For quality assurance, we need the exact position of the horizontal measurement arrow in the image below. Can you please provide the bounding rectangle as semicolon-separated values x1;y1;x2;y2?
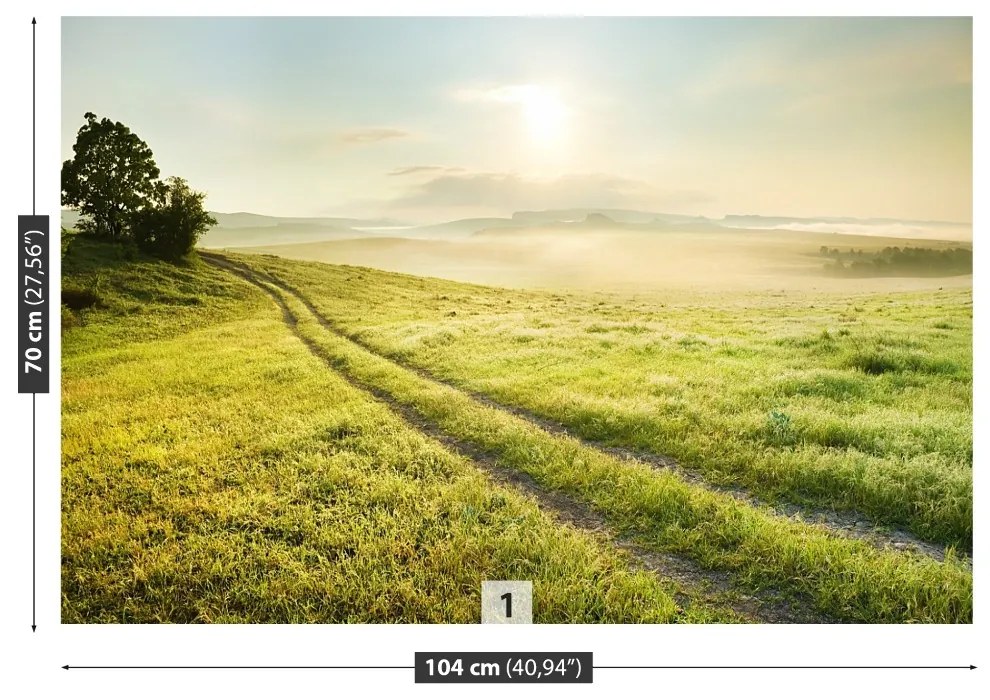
63;665;413;670
595;665;976;670
63;664;974;671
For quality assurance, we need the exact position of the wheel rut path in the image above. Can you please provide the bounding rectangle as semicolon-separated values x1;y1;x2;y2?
203;253;834;624
201;251;952;563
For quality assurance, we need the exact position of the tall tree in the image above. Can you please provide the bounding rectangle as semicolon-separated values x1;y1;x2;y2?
61;112;161;241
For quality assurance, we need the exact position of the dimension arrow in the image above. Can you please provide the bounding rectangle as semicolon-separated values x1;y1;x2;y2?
32;393;36;632
30;17;38;634
62;664;974;671
32;17;36;214
594;666;976;670
63;666;414;671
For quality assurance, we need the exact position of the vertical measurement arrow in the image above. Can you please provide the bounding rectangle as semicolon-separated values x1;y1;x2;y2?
32;15;37;634
32;17;36;215
31;16;37;634
25;16;42;634
32;392;36;632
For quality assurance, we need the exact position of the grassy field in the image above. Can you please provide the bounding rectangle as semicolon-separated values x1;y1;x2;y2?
239;252;973;550
63;236;741;623
62;234;973;623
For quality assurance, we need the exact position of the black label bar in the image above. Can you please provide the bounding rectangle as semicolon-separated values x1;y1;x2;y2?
415;652;592;684
18;215;49;393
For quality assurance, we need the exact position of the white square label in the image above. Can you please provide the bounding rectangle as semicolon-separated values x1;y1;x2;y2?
481;580;532;624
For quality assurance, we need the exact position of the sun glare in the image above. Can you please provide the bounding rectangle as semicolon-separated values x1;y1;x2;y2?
518;86;568;146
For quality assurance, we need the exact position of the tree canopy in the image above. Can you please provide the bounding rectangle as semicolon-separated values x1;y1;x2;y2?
62;112;162;241
62;112;214;259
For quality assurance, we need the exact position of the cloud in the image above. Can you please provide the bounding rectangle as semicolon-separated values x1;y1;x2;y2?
386;171;712;215
455;84;550;105
340;127;410;144
387;165;465;177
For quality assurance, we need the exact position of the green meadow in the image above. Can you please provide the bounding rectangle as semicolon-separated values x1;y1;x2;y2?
242;249;973;548
62;231;973;623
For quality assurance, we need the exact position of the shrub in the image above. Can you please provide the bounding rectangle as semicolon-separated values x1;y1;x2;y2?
131;177;216;260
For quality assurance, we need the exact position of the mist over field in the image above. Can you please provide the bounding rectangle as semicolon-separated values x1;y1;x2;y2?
169;210;970;292
68;206;976;292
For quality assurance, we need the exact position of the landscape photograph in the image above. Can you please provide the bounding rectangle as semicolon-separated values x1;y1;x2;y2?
60;17;972;623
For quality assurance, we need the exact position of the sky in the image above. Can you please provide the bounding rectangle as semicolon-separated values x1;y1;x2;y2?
62;17;972;224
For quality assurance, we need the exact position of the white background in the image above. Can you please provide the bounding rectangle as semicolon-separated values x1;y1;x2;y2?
0;2;985;698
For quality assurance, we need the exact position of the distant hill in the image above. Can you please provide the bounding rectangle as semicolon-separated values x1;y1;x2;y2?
61;209;83;229
200;223;363;248
210;212;406;230
402;217;520;238
510;208;708;225
63;209;404;232
61;207;972;247
582;212;616;226
473;213;731;237
63;209;411;249
723;214;969;228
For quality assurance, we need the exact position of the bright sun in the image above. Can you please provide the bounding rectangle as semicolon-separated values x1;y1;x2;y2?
517;86;568;146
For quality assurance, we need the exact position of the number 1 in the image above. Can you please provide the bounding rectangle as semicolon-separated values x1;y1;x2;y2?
501;592;512;618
